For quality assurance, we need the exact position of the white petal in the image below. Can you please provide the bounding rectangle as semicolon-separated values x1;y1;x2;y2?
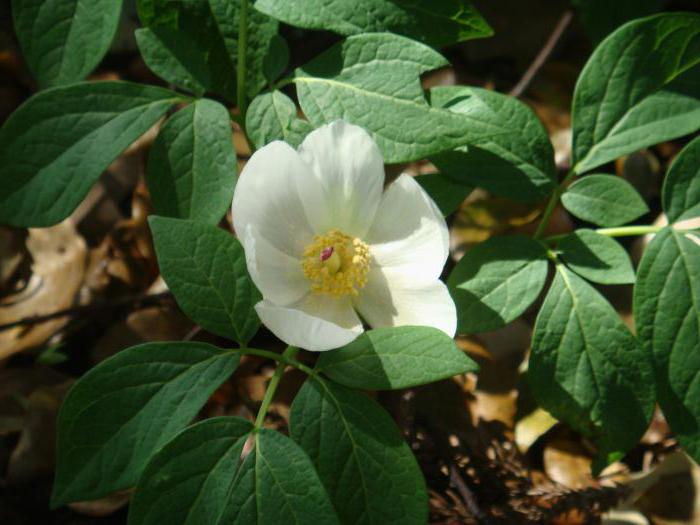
255;294;364;351
241;224;309;306
366;174;449;284
233;141;314;257
298;120;384;237
354;267;457;337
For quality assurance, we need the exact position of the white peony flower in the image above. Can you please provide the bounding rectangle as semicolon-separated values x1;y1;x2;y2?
232;120;456;351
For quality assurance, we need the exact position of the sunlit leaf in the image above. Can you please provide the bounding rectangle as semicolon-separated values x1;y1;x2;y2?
146;99;237;225
572;13;700;173
294;33;505;163
530;266;655;472
149;217;261;344
634;228;700;464
317;326;478;390
561;174;649;227
255;0;492;48
448;235;548;333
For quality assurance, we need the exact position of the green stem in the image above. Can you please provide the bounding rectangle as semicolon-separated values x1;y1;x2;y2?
595;225;665;237
240;347;315;376
236;0;249;121
253;346;299;430
533;171;576;239
272;76;294;91
544;224;670;244
235;0;257;153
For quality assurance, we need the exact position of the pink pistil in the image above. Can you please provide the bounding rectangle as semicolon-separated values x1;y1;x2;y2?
320;246;334;262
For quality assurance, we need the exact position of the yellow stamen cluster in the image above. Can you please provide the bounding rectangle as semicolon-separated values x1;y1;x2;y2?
302;229;371;297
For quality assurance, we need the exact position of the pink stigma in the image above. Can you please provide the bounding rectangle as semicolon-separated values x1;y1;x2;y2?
320;246;334;262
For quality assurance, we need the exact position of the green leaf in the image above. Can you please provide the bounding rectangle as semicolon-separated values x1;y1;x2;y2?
146;99;236;225
294;33;505;163
316;326;478;390
0;81;180;227
634;228;700;463
239;7;283;99
415;173;473;217
149;216;261;344
255;0;492;48
136;0;278;100
12;0;124;88
558;229;635;285
572;13;700;174
129;417;253;525
529;266;655;471
571;0;662;44
430;85;556;202
561;174;649;227
135;28;229;99
262;35;290;84
52;342;239;506
218;428;340;525
136;0;234;99
246;91;313;149
448;235;548;333
662;136;700;223
290;377;427;525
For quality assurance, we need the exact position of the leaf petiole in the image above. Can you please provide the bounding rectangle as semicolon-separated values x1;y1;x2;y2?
238;346;315;376
543;224;697;244
533;170;576;239
253;346;299;430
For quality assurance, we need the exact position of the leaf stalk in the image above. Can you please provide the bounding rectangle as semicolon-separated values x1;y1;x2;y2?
253;346;300;430
533;171;576;239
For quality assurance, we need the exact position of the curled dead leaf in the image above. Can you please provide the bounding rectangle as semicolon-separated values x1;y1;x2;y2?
0;220;86;360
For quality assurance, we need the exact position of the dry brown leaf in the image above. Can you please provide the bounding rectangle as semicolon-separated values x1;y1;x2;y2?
516;408;559;453
84;182;157;296
629;452;700;525
543;436;594;489
0;220;86;359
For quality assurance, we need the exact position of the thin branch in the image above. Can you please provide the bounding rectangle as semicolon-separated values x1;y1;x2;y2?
448;463;489;523
509;10;574;98
0;292;172;332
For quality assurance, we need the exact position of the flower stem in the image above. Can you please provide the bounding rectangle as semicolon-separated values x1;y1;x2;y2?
253;346;299;430
533;171;576;239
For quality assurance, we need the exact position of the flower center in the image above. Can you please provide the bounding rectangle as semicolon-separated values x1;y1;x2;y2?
302;229;371;297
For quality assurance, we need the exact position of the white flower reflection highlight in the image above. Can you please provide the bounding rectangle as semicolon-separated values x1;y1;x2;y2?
232;120;456;351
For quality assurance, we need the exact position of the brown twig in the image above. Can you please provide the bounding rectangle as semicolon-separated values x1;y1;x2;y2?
0;292;172;332
448;463;489;523
509;9;574;98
